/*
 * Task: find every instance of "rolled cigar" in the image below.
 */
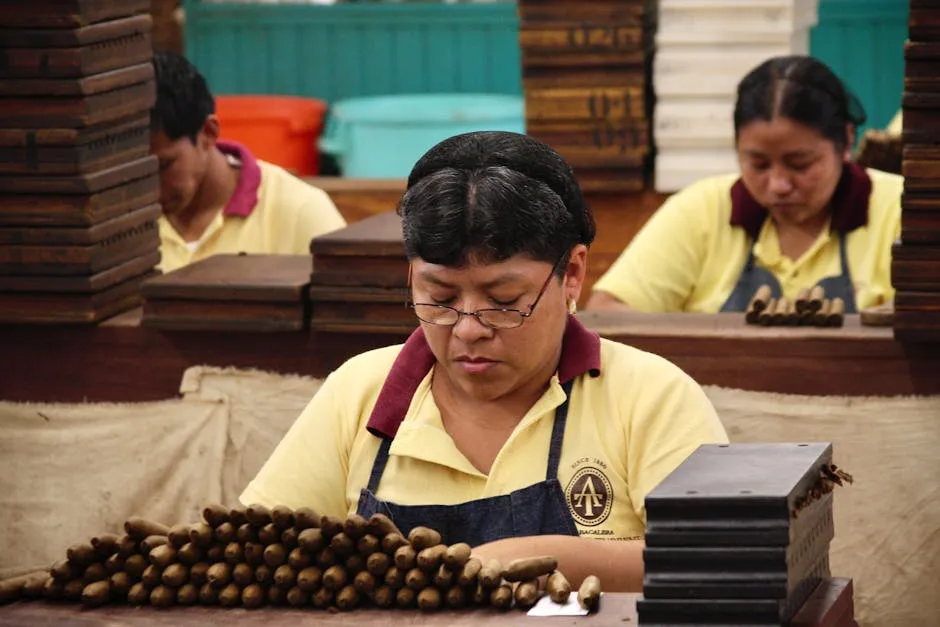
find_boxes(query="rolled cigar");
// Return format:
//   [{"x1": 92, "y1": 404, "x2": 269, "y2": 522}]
[
  {"x1": 795, "y1": 287, "x2": 811, "y2": 314},
  {"x1": 809, "y1": 286, "x2": 825, "y2": 312},
  {"x1": 784, "y1": 299, "x2": 799, "y2": 326},
  {"x1": 758, "y1": 298, "x2": 777, "y2": 326},
  {"x1": 813, "y1": 300, "x2": 832, "y2": 326},
  {"x1": 745, "y1": 302, "x2": 761, "y2": 325},
  {"x1": 771, "y1": 298, "x2": 790, "y2": 325},
  {"x1": 748, "y1": 284, "x2": 773, "y2": 313},
  {"x1": 827, "y1": 297, "x2": 845, "y2": 327}
]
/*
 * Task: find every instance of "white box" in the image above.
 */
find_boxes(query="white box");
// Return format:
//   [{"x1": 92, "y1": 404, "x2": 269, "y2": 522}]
[
  {"x1": 654, "y1": 97, "x2": 736, "y2": 150},
  {"x1": 654, "y1": 148, "x2": 739, "y2": 193},
  {"x1": 657, "y1": 0, "x2": 818, "y2": 45},
  {"x1": 653, "y1": 33, "x2": 811, "y2": 98}
]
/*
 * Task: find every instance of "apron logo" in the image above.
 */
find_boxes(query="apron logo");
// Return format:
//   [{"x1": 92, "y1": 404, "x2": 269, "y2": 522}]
[{"x1": 565, "y1": 466, "x2": 613, "y2": 527}]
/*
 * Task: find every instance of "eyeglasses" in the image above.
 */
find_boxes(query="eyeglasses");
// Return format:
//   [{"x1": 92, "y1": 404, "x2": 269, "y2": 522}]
[{"x1": 407, "y1": 253, "x2": 567, "y2": 330}]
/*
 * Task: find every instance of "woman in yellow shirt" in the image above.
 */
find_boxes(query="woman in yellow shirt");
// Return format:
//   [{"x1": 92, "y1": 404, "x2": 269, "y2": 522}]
[
  {"x1": 589, "y1": 55, "x2": 903, "y2": 314},
  {"x1": 242, "y1": 131, "x2": 727, "y2": 591}
]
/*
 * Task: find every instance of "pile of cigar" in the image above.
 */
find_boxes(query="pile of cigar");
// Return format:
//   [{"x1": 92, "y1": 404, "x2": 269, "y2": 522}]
[
  {"x1": 745, "y1": 285, "x2": 845, "y2": 327},
  {"x1": 0, "y1": 505, "x2": 602, "y2": 614}
]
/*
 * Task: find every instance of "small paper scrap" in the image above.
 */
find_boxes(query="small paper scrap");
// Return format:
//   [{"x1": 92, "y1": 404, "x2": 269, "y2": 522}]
[{"x1": 526, "y1": 591, "x2": 590, "y2": 617}]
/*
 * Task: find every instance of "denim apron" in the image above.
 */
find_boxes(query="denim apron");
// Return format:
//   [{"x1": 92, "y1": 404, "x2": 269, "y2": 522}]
[
  {"x1": 356, "y1": 380, "x2": 580, "y2": 547},
  {"x1": 720, "y1": 232, "x2": 858, "y2": 314}
]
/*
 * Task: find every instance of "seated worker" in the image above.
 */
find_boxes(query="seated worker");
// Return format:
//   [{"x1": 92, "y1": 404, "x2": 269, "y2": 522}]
[
  {"x1": 588, "y1": 55, "x2": 903, "y2": 313},
  {"x1": 150, "y1": 51, "x2": 346, "y2": 273},
  {"x1": 240, "y1": 131, "x2": 729, "y2": 591}
]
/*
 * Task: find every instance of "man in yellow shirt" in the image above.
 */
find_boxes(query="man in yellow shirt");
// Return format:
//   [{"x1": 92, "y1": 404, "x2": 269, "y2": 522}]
[
  {"x1": 241, "y1": 131, "x2": 728, "y2": 591},
  {"x1": 150, "y1": 51, "x2": 346, "y2": 273},
  {"x1": 588, "y1": 56, "x2": 902, "y2": 313}
]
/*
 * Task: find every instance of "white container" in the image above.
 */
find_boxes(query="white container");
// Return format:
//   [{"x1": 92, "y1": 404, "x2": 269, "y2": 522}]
[
  {"x1": 653, "y1": 34, "x2": 811, "y2": 97},
  {"x1": 654, "y1": 97, "x2": 736, "y2": 150},
  {"x1": 654, "y1": 147, "x2": 740, "y2": 193},
  {"x1": 658, "y1": 0, "x2": 818, "y2": 45}
]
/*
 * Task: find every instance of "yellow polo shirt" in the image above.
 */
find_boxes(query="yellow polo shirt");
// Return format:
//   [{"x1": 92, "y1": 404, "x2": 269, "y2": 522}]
[
  {"x1": 240, "y1": 318, "x2": 728, "y2": 541},
  {"x1": 158, "y1": 141, "x2": 346, "y2": 274},
  {"x1": 592, "y1": 165, "x2": 902, "y2": 313}
]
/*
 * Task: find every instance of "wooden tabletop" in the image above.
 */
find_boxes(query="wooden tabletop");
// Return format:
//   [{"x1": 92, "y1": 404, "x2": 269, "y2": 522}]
[
  {"x1": 0, "y1": 308, "x2": 938, "y2": 403},
  {"x1": 0, "y1": 594, "x2": 637, "y2": 626}
]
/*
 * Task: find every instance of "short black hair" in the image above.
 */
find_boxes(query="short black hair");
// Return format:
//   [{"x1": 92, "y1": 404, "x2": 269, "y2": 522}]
[
  {"x1": 398, "y1": 131, "x2": 595, "y2": 274},
  {"x1": 151, "y1": 50, "x2": 215, "y2": 143},
  {"x1": 734, "y1": 55, "x2": 866, "y2": 152}
]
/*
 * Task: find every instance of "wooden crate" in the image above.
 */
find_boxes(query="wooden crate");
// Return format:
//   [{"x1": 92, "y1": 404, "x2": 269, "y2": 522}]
[
  {"x1": 894, "y1": 3, "x2": 940, "y2": 343},
  {"x1": 519, "y1": 0, "x2": 653, "y2": 192},
  {"x1": 142, "y1": 255, "x2": 312, "y2": 332}
]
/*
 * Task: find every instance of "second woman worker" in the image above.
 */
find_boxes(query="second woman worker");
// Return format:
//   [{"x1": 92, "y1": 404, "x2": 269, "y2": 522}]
[{"x1": 588, "y1": 55, "x2": 903, "y2": 314}]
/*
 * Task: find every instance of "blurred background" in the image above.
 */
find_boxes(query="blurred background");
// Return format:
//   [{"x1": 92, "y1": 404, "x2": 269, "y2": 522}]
[{"x1": 153, "y1": 0, "x2": 907, "y2": 190}]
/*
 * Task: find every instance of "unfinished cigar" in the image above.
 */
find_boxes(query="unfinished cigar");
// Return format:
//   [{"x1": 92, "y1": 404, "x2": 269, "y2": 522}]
[
  {"x1": 294, "y1": 508, "x2": 319, "y2": 530},
  {"x1": 0, "y1": 571, "x2": 49, "y2": 605},
  {"x1": 758, "y1": 298, "x2": 777, "y2": 326},
  {"x1": 166, "y1": 525, "x2": 191, "y2": 549},
  {"x1": 827, "y1": 297, "x2": 845, "y2": 327},
  {"x1": 813, "y1": 300, "x2": 832, "y2": 326},
  {"x1": 748, "y1": 284, "x2": 773, "y2": 313},
  {"x1": 771, "y1": 297, "x2": 790, "y2": 325},
  {"x1": 745, "y1": 302, "x2": 761, "y2": 325},
  {"x1": 202, "y1": 504, "x2": 229, "y2": 528},
  {"x1": 367, "y1": 514, "x2": 402, "y2": 538},
  {"x1": 514, "y1": 579, "x2": 541, "y2": 609},
  {"x1": 125, "y1": 517, "x2": 170, "y2": 540},
  {"x1": 809, "y1": 286, "x2": 825, "y2": 312},
  {"x1": 271, "y1": 505, "x2": 295, "y2": 530},
  {"x1": 578, "y1": 575, "x2": 602, "y2": 612},
  {"x1": 783, "y1": 298, "x2": 799, "y2": 326},
  {"x1": 795, "y1": 287, "x2": 811, "y2": 314}
]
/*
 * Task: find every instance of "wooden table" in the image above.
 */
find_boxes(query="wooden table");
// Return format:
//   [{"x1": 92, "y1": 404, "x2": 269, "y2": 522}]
[
  {"x1": 0, "y1": 309, "x2": 938, "y2": 403},
  {"x1": 0, "y1": 597, "x2": 635, "y2": 626},
  {"x1": 0, "y1": 578, "x2": 856, "y2": 626}
]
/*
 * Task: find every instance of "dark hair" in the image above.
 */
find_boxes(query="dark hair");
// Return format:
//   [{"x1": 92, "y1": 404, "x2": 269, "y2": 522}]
[
  {"x1": 734, "y1": 55, "x2": 866, "y2": 151},
  {"x1": 398, "y1": 131, "x2": 595, "y2": 274},
  {"x1": 151, "y1": 50, "x2": 215, "y2": 143}
]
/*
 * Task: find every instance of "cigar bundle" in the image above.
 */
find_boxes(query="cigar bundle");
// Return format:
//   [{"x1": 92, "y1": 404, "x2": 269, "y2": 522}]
[
  {"x1": 0, "y1": 507, "x2": 602, "y2": 615},
  {"x1": 744, "y1": 285, "x2": 845, "y2": 328}
]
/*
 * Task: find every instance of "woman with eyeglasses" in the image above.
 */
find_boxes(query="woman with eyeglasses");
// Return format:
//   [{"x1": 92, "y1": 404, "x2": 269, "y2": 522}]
[{"x1": 241, "y1": 131, "x2": 728, "y2": 591}]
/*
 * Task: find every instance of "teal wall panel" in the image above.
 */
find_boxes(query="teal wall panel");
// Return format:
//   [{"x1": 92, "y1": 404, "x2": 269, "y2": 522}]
[
  {"x1": 810, "y1": 0, "x2": 908, "y2": 133},
  {"x1": 183, "y1": 1, "x2": 523, "y2": 103},
  {"x1": 183, "y1": 0, "x2": 907, "y2": 133}
]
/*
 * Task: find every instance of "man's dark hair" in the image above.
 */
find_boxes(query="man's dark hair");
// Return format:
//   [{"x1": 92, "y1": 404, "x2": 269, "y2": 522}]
[
  {"x1": 734, "y1": 55, "x2": 866, "y2": 152},
  {"x1": 398, "y1": 131, "x2": 595, "y2": 274},
  {"x1": 151, "y1": 50, "x2": 215, "y2": 143}
]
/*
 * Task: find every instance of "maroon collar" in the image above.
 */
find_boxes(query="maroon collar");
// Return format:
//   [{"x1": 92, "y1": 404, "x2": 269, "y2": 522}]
[
  {"x1": 729, "y1": 162, "x2": 873, "y2": 239},
  {"x1": 366, "y1": 314, "x2": 602, "y2": 439},
  {"x1": 217, "y1": 140, "x2": 262, "y2": 217}
]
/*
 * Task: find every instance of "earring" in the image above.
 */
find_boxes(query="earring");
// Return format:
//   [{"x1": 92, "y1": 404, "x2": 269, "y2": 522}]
[{"x1": 567, "y1": 298, "x2": 578, "y2": 314}]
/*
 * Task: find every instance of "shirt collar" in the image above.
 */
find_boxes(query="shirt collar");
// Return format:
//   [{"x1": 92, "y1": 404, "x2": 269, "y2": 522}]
[
  {"x1": 729, "y1": 161, "x2": 873, "y2": 240},
  {"x1": 217, "y1": 140, "x2": 262, "y2": 217},
  {"x1": 366, "y1": 314, "x2": 602, "y2": 439}
]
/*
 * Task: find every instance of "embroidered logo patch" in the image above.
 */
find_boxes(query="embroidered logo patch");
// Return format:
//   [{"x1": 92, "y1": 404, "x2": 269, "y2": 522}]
[{"x1": 565, "y1": 466, "x2": 613, "y2": 527}]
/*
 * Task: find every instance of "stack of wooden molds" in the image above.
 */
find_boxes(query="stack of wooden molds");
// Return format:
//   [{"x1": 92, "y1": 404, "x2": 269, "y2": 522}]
[
  {"x1": 308, "y1": 211, "x2": 415, "y2": 335},
  {"x1": 897, "y1": 0, "x2": 940, "y2": 342},
  {"x1": 151, "y1": 0, "x2": 183, "y2": 54},
  {"x1": 638, "y1": 443, "x2": 853, "y2": 626},
  {"x1": 518, "y1": 0, "x2": 655, "y2": 192},
  {"x1": 0, "y1": 0, "x2": 161, "y2": 324}
]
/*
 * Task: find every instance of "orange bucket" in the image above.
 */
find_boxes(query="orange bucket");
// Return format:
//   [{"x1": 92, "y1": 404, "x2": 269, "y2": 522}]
[{"x1": 215, "y1": 95, "x2": 328, "y2": 176}]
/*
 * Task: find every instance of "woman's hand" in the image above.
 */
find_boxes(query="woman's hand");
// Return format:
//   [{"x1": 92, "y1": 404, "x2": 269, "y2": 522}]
[{"x1": 470, "y1": 535, "x2": 645, "y2": 592}]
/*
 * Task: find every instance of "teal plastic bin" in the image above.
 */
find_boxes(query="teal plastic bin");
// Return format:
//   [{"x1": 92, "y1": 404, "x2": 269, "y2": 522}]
[{"x1": 319, "y1": 94, "x2": 525, "y2": 178}]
